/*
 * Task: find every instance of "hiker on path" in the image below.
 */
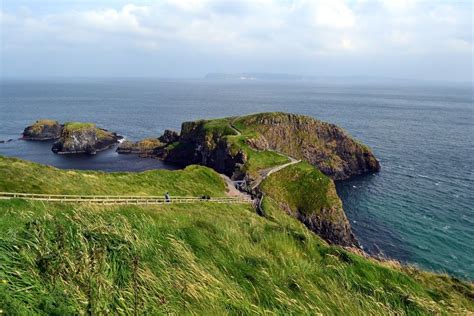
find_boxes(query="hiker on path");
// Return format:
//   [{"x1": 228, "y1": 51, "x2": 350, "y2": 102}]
[{"x1": 165, "y1": 192, "x2": 171, "y2": 203}]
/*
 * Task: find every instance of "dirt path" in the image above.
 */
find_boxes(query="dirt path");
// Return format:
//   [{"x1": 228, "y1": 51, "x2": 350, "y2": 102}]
[
  {"x1": 250, "y1": 157, "x2": 301, "y2": 190},
  {"x1": 227, "y1": 121, "x2": 301, "y2": 190},
  {"x1": 220, "y1": 174, "x2": 253, "y2": 199}
]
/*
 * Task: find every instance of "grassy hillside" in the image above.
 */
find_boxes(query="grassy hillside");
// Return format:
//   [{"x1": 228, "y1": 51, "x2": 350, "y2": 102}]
[
  {"x1": 260, "y1": 162, "x2": 356, "y2": 246},
  {"x1": 261, "y1": 162, "x2": 341, "y2": 219},
  {"x1": 0, "y1": 156, "x2": 226, "y2": 197},
  {"x1": 0, "y1": 156, "x2": 473, "y2": 314}
]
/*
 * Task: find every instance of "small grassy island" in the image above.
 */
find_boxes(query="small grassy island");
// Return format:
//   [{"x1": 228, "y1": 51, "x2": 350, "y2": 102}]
[
  {"x1": 51, "y1": 122, "x2": 121, "y2": 155},
  {"x1": 2, "y1": 112, "x2": 473, "y2": 314}
]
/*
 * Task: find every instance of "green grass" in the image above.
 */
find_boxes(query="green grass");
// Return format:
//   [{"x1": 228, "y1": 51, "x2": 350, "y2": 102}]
[
  {"x1": 0, "y1": 156, "x2": 226, "y2": 197},
  {"x1": 201, "y1": 118, "x2": 238, "y2": 137},
  {"x1": 1, "y1": 198, "x2": 472, "y2": 315},
  {"x1": 28, "y1": 120, "x2": 59, "y2": 134},
  {"x1": 226, "y1": 135, "x2": 290, "y2": 178},
  {"x1": 0, "y1": 157, "x2": 472, "y2": 314},
  {"x1": 63, "y1": 122, "x2": 96, "y2": 131},
  {"x1": 260, "y1": 162, "x2": 342, "y2": 220}
]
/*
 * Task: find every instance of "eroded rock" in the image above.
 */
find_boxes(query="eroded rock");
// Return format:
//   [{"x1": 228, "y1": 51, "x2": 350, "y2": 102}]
[{"x1": 22, "y1": 120, "x2": 63, "y2": 140}]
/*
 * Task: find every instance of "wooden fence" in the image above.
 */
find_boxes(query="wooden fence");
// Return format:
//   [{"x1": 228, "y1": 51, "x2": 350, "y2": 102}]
[{"x1": 0, "y1": 192, "x2": 252, "y2": 205}]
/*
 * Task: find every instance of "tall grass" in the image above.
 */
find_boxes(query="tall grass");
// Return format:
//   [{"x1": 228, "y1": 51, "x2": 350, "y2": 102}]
[
  {"x1": 0, "y1": 156, "x2": 226, "y2": 197},
  {"x1": 1, "y1": 199, "x2": 472, "y2": 314}
]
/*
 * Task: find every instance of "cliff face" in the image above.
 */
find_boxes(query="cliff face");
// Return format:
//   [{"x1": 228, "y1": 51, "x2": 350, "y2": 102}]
[
  {"x1": 163, "y1": 120, "x2": 246, "y2": 178},
  {"x1": 235, "y1": 113, "x2": 380, "y2": 180},
  {"x1": 52, "y1": 123, "x2": 120, "y2": 155},
  {"x1": 22, "y1": 120, "x2": 63, "y2": 140}
]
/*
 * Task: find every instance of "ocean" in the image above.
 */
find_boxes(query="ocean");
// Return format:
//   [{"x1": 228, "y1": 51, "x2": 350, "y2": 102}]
[{"x1": 1, "y1": 78, "x2": 472, "y2": 279}]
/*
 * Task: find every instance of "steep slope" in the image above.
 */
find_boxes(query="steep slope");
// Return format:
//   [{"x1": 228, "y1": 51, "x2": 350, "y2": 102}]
[
  {"x1": 0, "y1": 157, "x2": 472, "y2": 314},
  {"x1": 261, "y1": 162, "x2": 357, "y2": 246}
]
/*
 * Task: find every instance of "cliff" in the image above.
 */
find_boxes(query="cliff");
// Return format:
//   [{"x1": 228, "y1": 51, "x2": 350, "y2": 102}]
[
  {"x1": 52, "y1": 122, "x2": 121, "y2": 154},
  {"x1": 22, "y1": 120, "x2": 63, "y2": 140},
  {"x1": 233, "y1": 112, "x2": 380, "y2": 180},
  {"x1": 160, "y1": 112, "x2": 380, "y2": 246}
]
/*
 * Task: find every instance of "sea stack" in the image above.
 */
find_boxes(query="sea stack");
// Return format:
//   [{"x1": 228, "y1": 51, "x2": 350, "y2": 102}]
[{"x1": 52, "y1": 122, "x2": 121, "y2": 155}]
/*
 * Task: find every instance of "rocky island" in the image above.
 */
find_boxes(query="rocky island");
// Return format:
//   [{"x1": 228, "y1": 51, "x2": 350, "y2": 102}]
[
  {"x1": 22, "y1": 119, "x2": 63, "y2": 140},
  {"x1": 51, "y1": 122, "x2": 121, "y2": 155},
  {"x1": 119, "y1": 112, "x2": 380, "y2": 246}
]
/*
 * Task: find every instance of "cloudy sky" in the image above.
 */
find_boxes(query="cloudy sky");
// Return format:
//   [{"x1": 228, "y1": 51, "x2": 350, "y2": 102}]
[{"x1": 1, "y1": 0, "x2": 472, "y2": 81}]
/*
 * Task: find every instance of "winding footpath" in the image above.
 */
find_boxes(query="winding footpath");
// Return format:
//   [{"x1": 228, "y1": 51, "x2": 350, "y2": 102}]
[
  {"x1": 228, "y1": 121, "x2": 301, "y2": 190},
  {"x1": 250, "y1": 157, "x2": 301, "y2": 190}
]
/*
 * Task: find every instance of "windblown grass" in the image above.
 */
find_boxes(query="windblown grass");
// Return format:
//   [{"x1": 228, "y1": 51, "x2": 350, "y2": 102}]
[
  {"x1": 0, "y1": 156, "x2": 472, "y2": 314},
  {"x1": 0, "y1": 199, "x2": 472, "y2": 314},
  {"x1": 0, "y1": 156, "x2": 226, "y2": 197},
  {"x1": 261, "y1": 162, "x2": 342, "y2": 219}
]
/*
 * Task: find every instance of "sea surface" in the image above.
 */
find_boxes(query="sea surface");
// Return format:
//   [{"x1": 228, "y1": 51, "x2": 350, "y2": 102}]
[{"x1": 1, "y1": 78, "x2": 473, "y2": 279}]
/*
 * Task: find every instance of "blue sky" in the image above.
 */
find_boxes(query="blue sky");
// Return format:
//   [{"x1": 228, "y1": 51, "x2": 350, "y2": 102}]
[{"x1": 1, "y1": 0, "x2": 472, "y2": 81}]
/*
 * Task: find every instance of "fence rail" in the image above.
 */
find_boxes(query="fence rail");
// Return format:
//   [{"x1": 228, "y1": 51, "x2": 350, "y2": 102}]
[{"x1": 0, "y1": 192, "x2": 252, "y2": 205}]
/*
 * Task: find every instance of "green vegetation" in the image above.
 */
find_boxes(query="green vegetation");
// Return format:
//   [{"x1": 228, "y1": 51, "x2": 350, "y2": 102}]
[
  {"x1": 29, "y1": 120, "x2": 59, "y2": 134},
  {"x1": 226, "y1": 135, "x2": 290, "y2": 178},
  {"x1": 261, "y1": 162, "x2": 343, "y2": 220},
  {"x1": 201, "y1": 118, "x2": 239, "y2": 137},
  {"x1": 1, "y1": 197, "x2": 472, "y2": 314},
  {"x1": 137, "y1": 138, "x2": 164, "y2": 151},
  {"x1": 63, "y1": 122, "x2": 96, "y2": 131},
  {"x1": 0, "y1": 156, "x2": 472, "y2": 314},
  {"x1": 0, "y1": 156, "x2": 226, "y2": 197}
]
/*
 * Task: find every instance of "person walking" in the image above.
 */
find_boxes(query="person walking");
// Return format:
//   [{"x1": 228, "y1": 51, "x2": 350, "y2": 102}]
[{"x1": 165, "y1": 192, "x2": 171, "y2": 203}]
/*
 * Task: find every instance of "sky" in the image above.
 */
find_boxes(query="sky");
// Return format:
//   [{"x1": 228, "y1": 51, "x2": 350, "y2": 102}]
[{"x1": 1, "y1": 0, "x2": 472, "y2": 82}]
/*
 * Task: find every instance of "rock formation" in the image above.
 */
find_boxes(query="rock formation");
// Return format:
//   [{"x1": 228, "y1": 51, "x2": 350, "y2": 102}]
[
  {"x1": 235, "y1": 113, "x2": 380, "y2": 180},
  {"x1": 117, "y1": 138, "x2": 165, "y2": 157},
  {"x1": 52, "y1": 122, "x2": 121, "y2": 155},
  {"x1": 22, "y1": 120, "x2": 63, "y2": 140},
  {"x1": 158, "y1": 129, "x2": 179, "y2": 144}
]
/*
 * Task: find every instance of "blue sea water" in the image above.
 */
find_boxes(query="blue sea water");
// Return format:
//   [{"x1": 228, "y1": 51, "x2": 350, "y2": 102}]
[{"x1": 0, "y1": 78, "x2": 473, "y2": 279}]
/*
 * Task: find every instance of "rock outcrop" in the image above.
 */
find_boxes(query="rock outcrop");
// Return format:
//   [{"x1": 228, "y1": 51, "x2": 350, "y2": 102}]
[
  {"x1": 162, "y1": 120, "x2": 246, "y2": 178},
  {"x1": 158, "y1": 129, "x2": 179, "y2": 144},
  {"x1": 117, "y1": 138, "x2": 165, "y2": 157},
  {"x1": 52, "y1": 122, "x2": 121, "y2": 155},
  {"x1": 22, "y1": 120, "x2": 63, "y2": 140}
]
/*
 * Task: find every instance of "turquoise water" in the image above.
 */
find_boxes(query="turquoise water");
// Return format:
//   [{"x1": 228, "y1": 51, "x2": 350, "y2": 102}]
[{"x1": 1, "y1": 79, "x2": 472, "y2": 279}]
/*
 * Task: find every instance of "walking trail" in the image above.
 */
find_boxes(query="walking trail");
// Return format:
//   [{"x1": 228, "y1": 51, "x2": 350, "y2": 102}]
[{"x1": 228, "y1": 121, "x2": 301, "y2": 190}]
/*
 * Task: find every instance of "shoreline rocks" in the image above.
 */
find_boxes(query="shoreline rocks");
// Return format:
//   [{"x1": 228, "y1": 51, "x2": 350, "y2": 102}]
[
  {"x1": 117, "y1": 138, "x2": 165, "y2": 157},
  {"x1": 22, "y1": 120, "x2": 63, "y2": 140}
]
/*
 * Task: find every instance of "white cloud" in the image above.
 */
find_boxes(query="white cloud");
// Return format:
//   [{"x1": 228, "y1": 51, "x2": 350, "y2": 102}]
[{"x1": 1, "y1": 0, "x2": 472, "y2": 80}]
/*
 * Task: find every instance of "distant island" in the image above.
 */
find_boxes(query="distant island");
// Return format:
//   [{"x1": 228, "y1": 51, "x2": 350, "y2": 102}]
[{"x1": 205, "y1": 72, "x2": 319, "y2": 81}]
